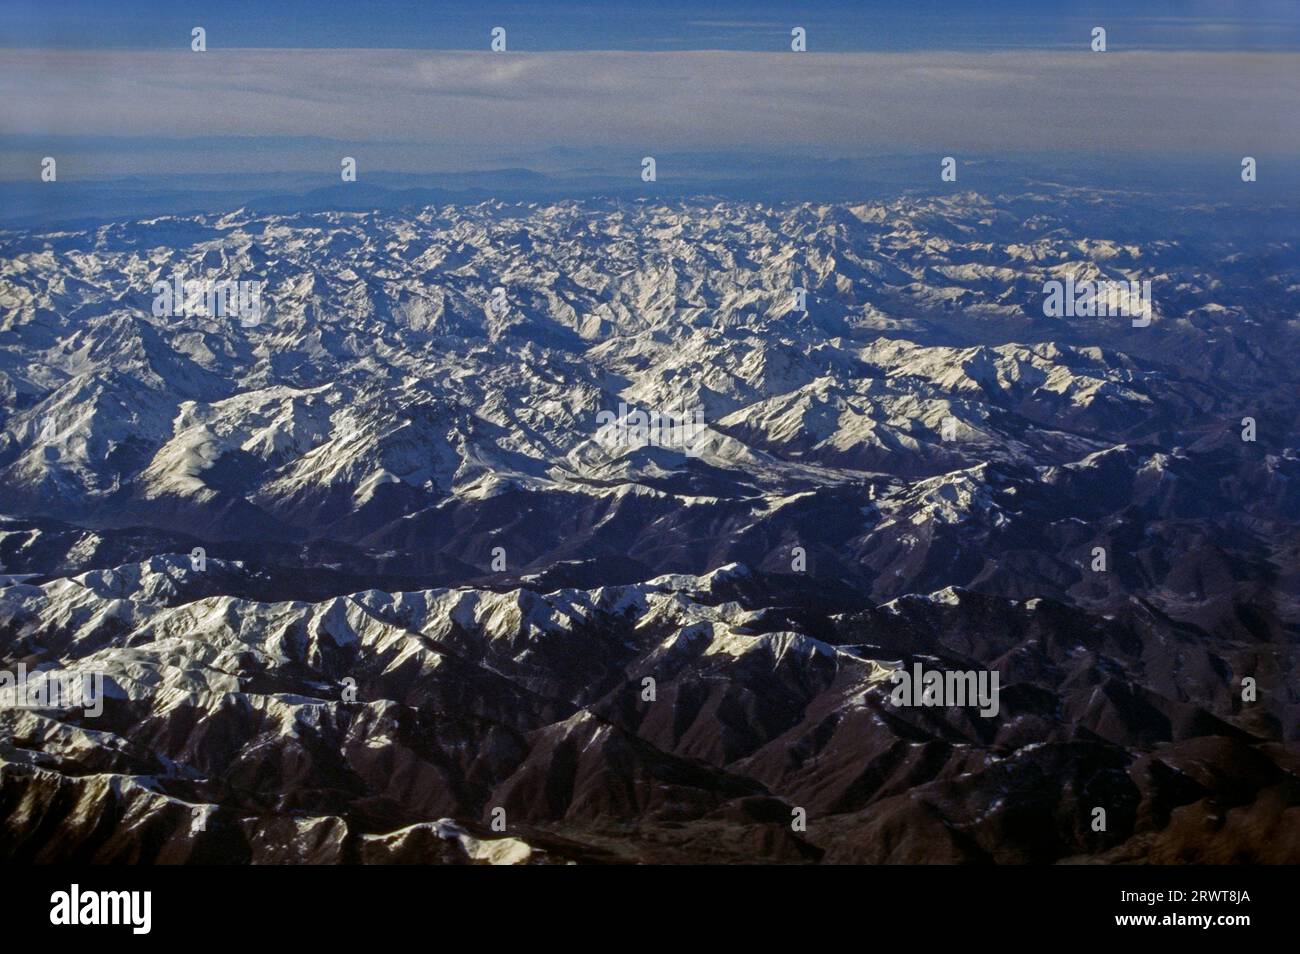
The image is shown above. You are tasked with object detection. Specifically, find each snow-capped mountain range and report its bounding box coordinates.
[0,191,1296,862]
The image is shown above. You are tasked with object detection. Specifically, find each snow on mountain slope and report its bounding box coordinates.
[1,555,1294,863]
[1,192,1297,863]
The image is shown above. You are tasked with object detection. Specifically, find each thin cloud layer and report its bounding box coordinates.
[2,49,1297,173]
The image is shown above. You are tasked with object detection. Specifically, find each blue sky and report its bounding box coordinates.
[4,0,1300,51]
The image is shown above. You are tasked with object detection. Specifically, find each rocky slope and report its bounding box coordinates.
[0,558,1295,863]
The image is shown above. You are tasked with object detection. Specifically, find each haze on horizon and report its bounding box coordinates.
[1,0,1298,182]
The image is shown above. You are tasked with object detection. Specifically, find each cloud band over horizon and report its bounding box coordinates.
[1,49,1297,178]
